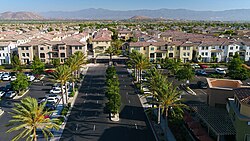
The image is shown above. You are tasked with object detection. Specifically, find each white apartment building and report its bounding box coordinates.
[0,42,15,65]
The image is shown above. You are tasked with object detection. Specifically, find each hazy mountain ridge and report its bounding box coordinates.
[40,8,250,21]
[0,12,44,20]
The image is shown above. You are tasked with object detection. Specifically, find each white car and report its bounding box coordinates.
[2,75,11,81]
[45,94,61,100]
[50,87,65,94]
[191,64,200,69]
[215,68,226,74]
[0,91,5,97]
[10,76,16,81]
[29,75,35,82]
[5,91,16,98]
[46,97,58,103]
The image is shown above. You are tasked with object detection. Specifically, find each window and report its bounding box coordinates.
[40,47,44,50]
[151,47,154,51]
[22,53,25,57]
[143,47,146,50]
[150,53,154,58]
[236,46,238,49]
[183,47,186,50]
[187,52,190,56]
[26,53,29,57]
[169,53,173,57]
[229,52,233,57]
[165,46,167,50]
[60,47,65,50]
[21,47,24,50]
[156,53,162,58]
[202,47,205,50]
[79,46,82,50]
[96,42,99,44]
[187,47,190,50]
[2,53,4,57]
[211,46,215,49]
[222,46,225,49]
[205,52,208,56]
[170,47,173,51]
[202,52,204,56]
[230,47,233,50]
[75,46,78,50]
[177,47,180,50]
[183,52,186,56]
[157,47,161,50]
[48,47,50,49]
[0,54,1,57]
[40,53,45,58]
[60,53,65,58]
[26,47,29,50]
[206,47,208,50]
[0,47,4,50]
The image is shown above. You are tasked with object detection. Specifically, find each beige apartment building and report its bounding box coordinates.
[129,41,196,63]
[17,39,86,64]
[92,30,112,58]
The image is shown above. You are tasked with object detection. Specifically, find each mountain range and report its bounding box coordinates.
[1,8,250,21]
[0,12,43,20]
[40,8,250,21]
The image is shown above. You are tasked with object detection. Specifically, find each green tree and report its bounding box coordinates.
[11,73,29,94]
[11,55,22,71]
[176,64,194,84]
[163,58,181,75]
[105,40,123,62]
[134,53,150,84]
[52,58,60,68]
[228,54,249,80]
[31,56,45,74]
[7,97,59,141]
[52,65,71,105]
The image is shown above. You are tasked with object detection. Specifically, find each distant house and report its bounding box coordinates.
[92,30,112,58]
[0,42,15,65]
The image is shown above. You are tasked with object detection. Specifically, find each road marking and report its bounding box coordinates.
[97,100,98,104]
[84,100,86,103]
[93,125,96,131]
[135,124,137,129]
[86,93,88,96]
[128,100,131,103]
[126,92,128,95]
[199,89,207,95]
[76,124,79,131]
[98,93,99,96]
[125,85,126,87]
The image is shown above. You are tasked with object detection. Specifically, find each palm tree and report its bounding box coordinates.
[66,51,86,92]
[7,97,59,141]
[128,50,140,82]
[156,82,186,127]
[105,40,122,64]
[52,65,71,105]
[134,53,150,84]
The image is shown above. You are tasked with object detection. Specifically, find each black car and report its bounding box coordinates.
[197,81,208,89]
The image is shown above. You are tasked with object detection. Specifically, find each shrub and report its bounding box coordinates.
[61,106,69,116]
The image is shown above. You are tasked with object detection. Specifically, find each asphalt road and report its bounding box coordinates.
[60,64,156,141]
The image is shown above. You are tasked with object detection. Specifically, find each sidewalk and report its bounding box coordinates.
[137,88,176,141]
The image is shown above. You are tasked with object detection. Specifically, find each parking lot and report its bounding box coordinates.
[0,77,59,140]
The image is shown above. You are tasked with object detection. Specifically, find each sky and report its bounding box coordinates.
[1,0,250,12]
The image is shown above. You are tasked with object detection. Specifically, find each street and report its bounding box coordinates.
[60,64,156,141]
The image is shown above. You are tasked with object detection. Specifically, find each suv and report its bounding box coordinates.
[215,68,226,74]
[45,94,61,100]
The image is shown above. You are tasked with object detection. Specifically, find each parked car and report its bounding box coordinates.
[0,86,6,92]
[215,68,226,74]
[191,64,200,69]
[197,81,208,89]
[5,91,16,99]
[195,70,207,76]
[199,64,208,69]
[5,84,12,91]
[2,75,11,81]
[45,94,61,100]
[45,101,57,110]
[50,87,65,94]
[45,69,55,74]
[156,64,161,69]
[46,97,59,103]
[10,76,16,81]
[28,75,35,82]
[0,91,5,97]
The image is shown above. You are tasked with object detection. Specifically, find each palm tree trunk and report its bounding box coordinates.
[65,83,68,104]
[33,128,37,141]
[157,105,161,124]
[61,82,65,106]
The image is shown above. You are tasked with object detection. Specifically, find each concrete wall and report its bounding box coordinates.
[208,88,235,107]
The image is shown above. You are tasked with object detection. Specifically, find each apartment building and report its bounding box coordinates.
[227,89,250,141]
[17,39,86,64]
[92,30,112,58]
[0,42,15,65]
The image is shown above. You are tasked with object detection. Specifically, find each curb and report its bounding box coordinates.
[13,88,30,100]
